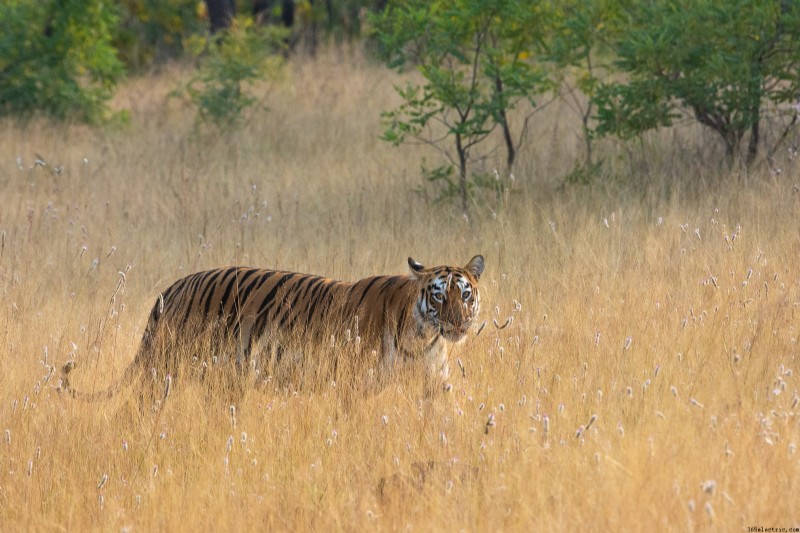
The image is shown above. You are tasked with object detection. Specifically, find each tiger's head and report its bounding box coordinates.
[409,255,484,342]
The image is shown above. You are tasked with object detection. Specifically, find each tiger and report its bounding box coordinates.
[60,255,484,403]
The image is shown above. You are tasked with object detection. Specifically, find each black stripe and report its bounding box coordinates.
[396,304,408,342]
[164,272,200,316]
[250,269,278,294]
[354,276,383,310]
[230,270,280,337]
[281,276,324,331]
[302,279,331,331]
[199,268,231,317]
[148,298,162,322]
[425,333,440,351]
[250,273,297,337]
[179,270,218,327]
[218,267,251,317]
[274,274,314,328]
[233,268,265,309]
[256,272,297,317]
[377,277,400,318]
[314,281,341,323]
[288,277,326,331]
[380,276,399,292]
[226,268,262,328]
[278,275,317,327]
[159,276,184,305]
[393,279,415,349]
[274,344,285,364]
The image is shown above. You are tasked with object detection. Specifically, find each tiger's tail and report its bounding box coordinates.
[59,358,143,402]
[59,296,162,402]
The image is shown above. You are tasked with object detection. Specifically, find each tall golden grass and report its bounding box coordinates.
[1,47,799,531]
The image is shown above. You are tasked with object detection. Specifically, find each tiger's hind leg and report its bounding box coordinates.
[131,365,173,415]
[193,328,253,411]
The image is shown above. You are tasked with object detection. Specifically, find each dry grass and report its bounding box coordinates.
[2,46,800,531]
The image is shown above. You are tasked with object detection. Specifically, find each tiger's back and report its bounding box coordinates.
[151,266,418,365]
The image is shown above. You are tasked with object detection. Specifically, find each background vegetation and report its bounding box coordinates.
[2,47,799,531]
[1,0,800,530]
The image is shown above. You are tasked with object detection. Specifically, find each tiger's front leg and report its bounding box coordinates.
[422,338,450,396]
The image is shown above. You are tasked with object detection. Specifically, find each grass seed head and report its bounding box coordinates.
[484,414,496,434]
[623,336,632,350]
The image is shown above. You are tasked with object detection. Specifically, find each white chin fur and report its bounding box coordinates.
[439,327,467,343]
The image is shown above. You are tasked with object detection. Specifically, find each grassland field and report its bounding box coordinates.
[1,47,799,531]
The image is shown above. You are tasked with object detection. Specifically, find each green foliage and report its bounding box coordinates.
[374,0,552,213]
[177,17,287,128]
[416,162,512,208]
[562,160,604,186]
[546,0,629,172]
[419,162,458,202]
[312,0,373,40]
[0,0,125,123]
[593,0,800,165]
[115,0,206,70]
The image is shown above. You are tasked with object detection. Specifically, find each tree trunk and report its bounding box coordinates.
[747,115,759,167]
[253,0,293,27]
[205,0,235,33]
[456,133,468,216]
[693,106,742,167]
[582,98,594,169]
[281,0,295,27]
[745,72,762,167]
[494,73,515,175]
[723,132,738,167]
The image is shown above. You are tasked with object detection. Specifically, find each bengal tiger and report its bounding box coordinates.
[60,255,484,402]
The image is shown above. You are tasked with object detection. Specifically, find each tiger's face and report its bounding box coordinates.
[409,255,484,342]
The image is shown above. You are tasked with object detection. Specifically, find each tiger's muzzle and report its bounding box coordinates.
[439,320,472,342]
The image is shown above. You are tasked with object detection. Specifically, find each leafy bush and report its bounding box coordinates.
[0,0,125,123]
[374,0,552,214]
[115,0,207,70]
[177,17,287,128]
[594,0,800,166]
[546,0,629,177]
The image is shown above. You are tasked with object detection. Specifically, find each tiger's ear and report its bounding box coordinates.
[408,257,425,277]
[465,255,485,279]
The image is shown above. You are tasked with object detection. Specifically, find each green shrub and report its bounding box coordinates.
[115,0,207,70]
[374,0,553,214]
[177,17,287,128]
[0,0,124,123]
[594,0,800,166]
